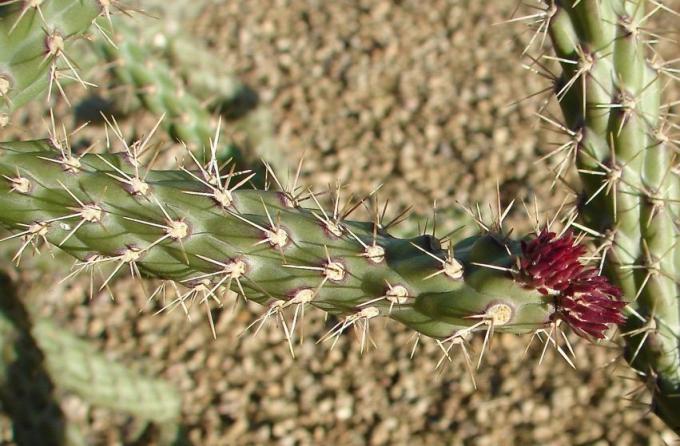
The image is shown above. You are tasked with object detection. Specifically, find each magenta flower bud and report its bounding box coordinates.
[518,230,626,340]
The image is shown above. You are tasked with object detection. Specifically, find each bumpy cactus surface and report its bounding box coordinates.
[0,139,626,346]
[532,0,680,432]
[0,0,105,126]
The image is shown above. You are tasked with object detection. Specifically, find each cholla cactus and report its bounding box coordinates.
[0,137,624,347]
[518,0,680,432]
[4,0,680,438]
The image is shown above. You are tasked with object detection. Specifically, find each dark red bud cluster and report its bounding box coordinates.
[519,230,626,339]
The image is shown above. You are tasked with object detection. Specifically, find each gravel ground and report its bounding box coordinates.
[3,0,680,444]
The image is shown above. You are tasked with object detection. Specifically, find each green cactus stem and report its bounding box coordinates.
[0,139,625,351]
[0,0,108,126]
[93,18,224,157]
[33,319,181,424]
[532,0,680,433]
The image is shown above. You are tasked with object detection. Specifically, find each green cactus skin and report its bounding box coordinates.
[0,139,558,342]
[149,26,258,120]
[91,16,288,179]
[0,0,107,126]
[538,0,680,433]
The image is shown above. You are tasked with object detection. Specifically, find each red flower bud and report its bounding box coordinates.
[518,230,625,339]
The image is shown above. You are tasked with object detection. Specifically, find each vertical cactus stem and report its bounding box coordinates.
[553,45,593,117]
[614,15,644,88]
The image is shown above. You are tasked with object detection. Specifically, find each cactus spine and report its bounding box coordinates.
[537,0,680,432]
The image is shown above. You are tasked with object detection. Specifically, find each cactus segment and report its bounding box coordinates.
[0,139,626,343]
[539,0,680,432]
[0,0,105,125]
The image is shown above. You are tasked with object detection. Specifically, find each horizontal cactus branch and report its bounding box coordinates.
[0,139,625,347]
[0,0,112,126]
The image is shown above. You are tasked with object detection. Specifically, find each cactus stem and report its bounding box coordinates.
[91,247,143,291]
[8,0,44,35]
[189,255,248,292]
[323,259,347,283]
[484,302,515,326]
[409,242,464,280]
[357,282,412,314]
[1,221,49,264]
[622,315,656,364]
